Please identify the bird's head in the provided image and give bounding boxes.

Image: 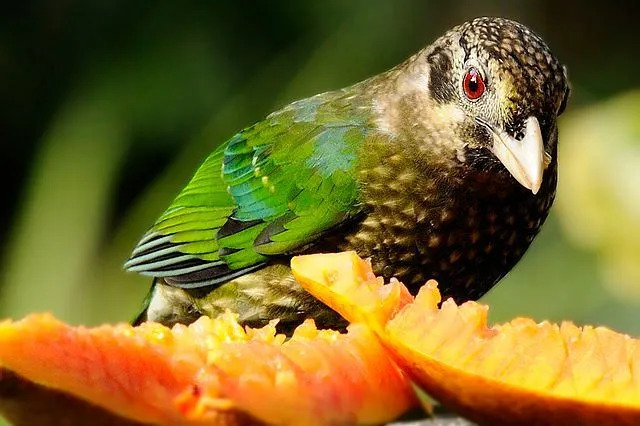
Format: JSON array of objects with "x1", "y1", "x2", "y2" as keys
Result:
[{"x1": 385, "y1": 17, "x2": 570, "y2": 194}]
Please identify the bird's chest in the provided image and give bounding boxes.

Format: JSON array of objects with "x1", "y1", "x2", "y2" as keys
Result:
[{"x1": 339, "y1": 162, "x2": 556, "y2": 302}]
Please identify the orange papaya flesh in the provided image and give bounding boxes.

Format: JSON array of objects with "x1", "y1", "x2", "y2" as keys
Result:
[
  {"x1": 0, "y1": 311, "x2": 416, "y2": 426},
  {"x1": 292, "y1": 251, "x2": 640, "y2": 426},
  {"x1": 291, "y1": 251, "x2": 413, "y2": 329}
]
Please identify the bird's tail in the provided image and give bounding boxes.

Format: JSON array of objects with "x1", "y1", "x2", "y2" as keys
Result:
[{"x1": 131, "y1": 279, "x2": 156, "y2": 326}]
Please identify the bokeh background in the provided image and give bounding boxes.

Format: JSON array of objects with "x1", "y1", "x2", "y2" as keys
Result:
[{"x1": 1, "y1": 1, "x2": 639, "y2": 336}]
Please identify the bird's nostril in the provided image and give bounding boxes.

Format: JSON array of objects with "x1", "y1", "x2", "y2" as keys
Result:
[{"x1": 505, "y1": 120, "x2": 526, "y2": 142}]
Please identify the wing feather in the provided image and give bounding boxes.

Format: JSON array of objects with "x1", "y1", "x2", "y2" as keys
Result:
[{"x1": 125, "y1": 89, "x2": 371, "y2": 288}]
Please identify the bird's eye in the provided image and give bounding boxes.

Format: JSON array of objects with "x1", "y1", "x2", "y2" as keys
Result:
[{"x1": 463, "y1": 67, "x2": 485, "y2": 100}]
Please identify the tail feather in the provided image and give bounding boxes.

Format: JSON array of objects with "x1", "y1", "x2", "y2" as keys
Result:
[{"x1": 131, "y1": 280, "x2": 155, "y2": 325}]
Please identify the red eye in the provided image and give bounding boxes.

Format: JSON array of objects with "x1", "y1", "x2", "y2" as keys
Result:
[{"x1": 463, "y1": 67, "x2": 485, "y2": 100}]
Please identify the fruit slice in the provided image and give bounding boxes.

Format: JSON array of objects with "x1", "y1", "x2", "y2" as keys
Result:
[
  {"x1": 291, "y1": 251, "x2": 413, "y2": 329},
  {"x1": 293, "y1": 252, "x2": 640, "y2": 425},
  {"x1": 0, "y1": 311, "x2": 416, "y2": 426}
]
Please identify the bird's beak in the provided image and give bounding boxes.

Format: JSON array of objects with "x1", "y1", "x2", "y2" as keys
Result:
[{"x1": 487, "y1": 116, "x2": 546, "y2": 195}]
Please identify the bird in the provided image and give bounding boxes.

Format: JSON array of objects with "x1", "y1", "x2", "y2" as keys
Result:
[{"x1": 125, "y1": 17, "x2": 570, "y2": 332}]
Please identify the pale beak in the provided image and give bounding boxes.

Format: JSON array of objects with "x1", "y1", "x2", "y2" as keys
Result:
[{"x1": 482, "y1": 116, "x2": 546, "y2": 195}]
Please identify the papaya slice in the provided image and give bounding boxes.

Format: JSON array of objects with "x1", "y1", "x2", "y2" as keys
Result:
[
  {"x1": 292, "y1": 251, "x2": 640, "y2": 426},
  {"x1": 291, "y1": 251, "x2": 412, "y2": 329},
  {"x1": 0, "y1": 311, "x2": 416, "y2": 426}
]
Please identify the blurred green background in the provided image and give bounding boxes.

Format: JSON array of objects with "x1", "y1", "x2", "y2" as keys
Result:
[{"x1": 1, "y1": 1, "x2": 639, "y2": 335}]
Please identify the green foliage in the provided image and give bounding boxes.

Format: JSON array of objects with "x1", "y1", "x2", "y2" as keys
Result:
[{"x1": 556, "y1": 92, "x2": 640, "y2": 306}]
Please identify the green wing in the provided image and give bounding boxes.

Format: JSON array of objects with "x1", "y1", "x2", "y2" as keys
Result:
[{"x1": 125, "y1": 89, "x2": 371, "y2": 288}]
